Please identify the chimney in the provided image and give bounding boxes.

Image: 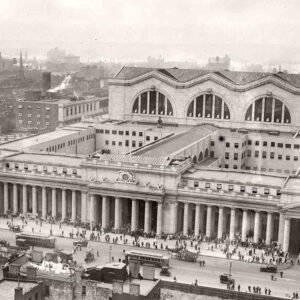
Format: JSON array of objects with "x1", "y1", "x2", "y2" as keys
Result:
[
  {"x1": 42, "y1": 72, "x2": 51, "y2": 95},
  {"x1": 15, "y1": 287, "x2": 23, "y2": 300}
]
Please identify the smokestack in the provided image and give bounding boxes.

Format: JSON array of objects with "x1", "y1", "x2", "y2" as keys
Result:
[{"x1": 42, "y1": 72, "x2": 51, "y2": 95}]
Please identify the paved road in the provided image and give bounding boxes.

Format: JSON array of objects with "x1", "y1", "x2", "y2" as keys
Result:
[{"x1": 1, "y1": 228, "x2": 299, "y2": 299}]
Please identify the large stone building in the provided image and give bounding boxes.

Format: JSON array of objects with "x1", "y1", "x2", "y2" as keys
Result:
[{"x1": 0, "y1": 66, "x2": 300, "y2": 254}]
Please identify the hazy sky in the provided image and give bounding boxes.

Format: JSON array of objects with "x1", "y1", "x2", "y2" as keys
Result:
[{"x1": 1, "y1": 0, "x2": 300, "y2": 64}]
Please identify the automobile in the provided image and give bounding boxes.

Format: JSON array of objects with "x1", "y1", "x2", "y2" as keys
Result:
[
  {"x1": 220, "y1": 274, "x2": 235, "y2": 285},
  {"x1": 73, "y1": 238, "x2": 88, "y2": 247},
  {"x1": 160, "y1": 266, "x2": 171, "y2": 277},
  {"x1": 10, "y1": 225, "x2": 22, "y2": 232},
  {"x1": 260, "y1": 265, "x2": 277, "y2": 273}
]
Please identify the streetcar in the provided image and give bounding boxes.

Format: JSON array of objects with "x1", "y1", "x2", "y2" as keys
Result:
[
  {"x1": 124, "y1": 250, "x2": 169, "y2": 267},
  {"x1": 16, "y1": 233, "x2": 56, "y2": 249}
]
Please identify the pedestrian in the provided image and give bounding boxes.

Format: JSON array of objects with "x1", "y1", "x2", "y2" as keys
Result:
[
  {"x1": 238, "y1": 284, "x2": 240, "y2": 292},
  {"x1": 32, "y1": 227, "x2": 34, "y2": 233},
  {"x1": 280, "y1": 271, "x2": 283, "y2": 278},
  {"x1": 199, "y1": 261, "x2": 202, "y2": 267},
  {"x1": 268, "y1": 289, "x2": 271, "y2": 296},
  {"x1": 173, "y1": 276, "x2": 177, "y2": 282},
  {"x1": 203, "y1": 260, "x2": 205, "y2": 266}
]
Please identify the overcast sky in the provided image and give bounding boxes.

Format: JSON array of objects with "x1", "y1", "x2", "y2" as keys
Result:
[{"x1": 1, "y1": 0, "x2": 300, "y2": 64}]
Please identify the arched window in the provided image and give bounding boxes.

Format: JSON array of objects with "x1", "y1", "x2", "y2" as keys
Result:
[
  {"x1": 187, "y1": 93, "x2": 230, "y2": 120},
  {"x1": 245, "y1": 97, "x2": 291, "y2": 124},
  {"x1": 132, "y1": 91, "x2": 173, "y2": 116}
]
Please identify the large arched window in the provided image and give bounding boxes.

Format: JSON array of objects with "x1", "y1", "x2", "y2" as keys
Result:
[
  {"x1": 245, "y1": 97, "x2": 291, "y2": 124},
  {"x1": 187, "y1": 93, "x2": 230, "y2": 120},
  {"x1": 132, "y1": 90, "x2": 173, "y2": 116}
]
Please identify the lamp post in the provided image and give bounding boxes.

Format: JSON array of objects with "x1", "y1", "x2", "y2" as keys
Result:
[{"x1": 109, "y1": 245, "x2": 112, "y2": 263}]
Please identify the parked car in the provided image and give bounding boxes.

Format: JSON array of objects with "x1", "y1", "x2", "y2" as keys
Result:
[
  {"x1": 73, "y1": 238, "x2": 88, "y2": 247},
  {"x1": 260, "y1": 265, "x2": 277, "y2": 273},
  {"x1": 160, "y1": 266, "x2": 171, "y2": 277}
]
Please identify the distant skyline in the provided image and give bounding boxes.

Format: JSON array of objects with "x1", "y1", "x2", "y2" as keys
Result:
[{"x1": 1, "y1": 0, "x2": 300, "y2": 67}]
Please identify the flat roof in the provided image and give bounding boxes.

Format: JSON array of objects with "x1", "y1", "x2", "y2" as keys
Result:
[
  {"x1": 8, "y1": 153, "x2": 83, "y2": 167},
  {"x1": 0, "y1": 128, "x2": 84, "y2": 151},
  {"x1": 104, "y1": 262, "x2": 126, "y2": 269},
  {"x1": 0, "y1": 280, "x2": 38, "y2": 300},
  {"x1": 137, "y1": 125, "x2": 216, "y2": 157}
]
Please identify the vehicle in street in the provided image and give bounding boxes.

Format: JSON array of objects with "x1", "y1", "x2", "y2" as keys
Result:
[
  {"x1": 85, "y1": 248, "x2": 95, "y2": 263},
  {"x1": 125, "y1": 250, "x2": 170, "y2": 267},
  {"x1": 260, "y1": 265, "x2": 277, "y2": 273},
  {"x1": 176, "y1": 248, "x2": 199, "y2": 262},
  {"x1": 160, "y1": 266, "x2": 171, "y2": 276},
  {"x1": 73, "y1": 238, "x2": 88, "y2": 247},
  {"x1": 9, "y1": 225, "x2": 22, "y2": 232},
  {"x1": 220, "y1": 273, "x2": 235, "y2": 285},
  {"x1": 16, "y1": 233, "x2": 56, "y2": 249}
]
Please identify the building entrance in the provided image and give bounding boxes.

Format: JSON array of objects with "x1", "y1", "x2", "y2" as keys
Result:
[{"x1": 289, "y1": 218, "x2": 300, "y2": 255}]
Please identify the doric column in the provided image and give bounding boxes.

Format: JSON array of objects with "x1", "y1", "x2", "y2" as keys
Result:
[
  {"x1": 229, "y1": 208, "x2": 236, "y2": 240},
  {"x1": 217, "y1": 206, "x2": 224, "y2": 239},
  {"x1": 283, "y1": 218, "x2": 291, "y2": 252},
  {"x1": 90, "y1": 194, "x2": 95, "y2": 224},
  {"x1": 115, "y1": 197, "x2": 121, "y2": 230},
  {"x1": 102, "y1": 196, "x2": 108, "y2": 228},
  {"x1": 42, "y1": 186, "x2": 47, "y2": 218},
  {"x1": 242, "y1": 210, "x2": 248, "y2": 242},
  {"x1": 194, "y1": 204, "x2": 200, "y2": 237},
  {"x1": 81, "y1": 191, "x2": 87, "y2": 223},
  {"x1": 13, "y1": 183, "x2": 18, "y2": 214},
  {"x1": 52, "y1": 188, "x2": 57, "y2": 218},
  {"x1": 144, "y1": 201, "x2": 151, "y2": 232},
  {"x1": 71, "y1": 190, "x2": 76, "y2": 223},
  {"x1": 266, "y1": 212, "x2": 273, "y2": 245},
  {"x1": 32, "y1": 185, "x2": 37, "y2": 216},
  {"x1": 131, "y1": 199, "x2": 137, "y2": 231},
  {"x1": 183, "y1": 202, "x2": 189, "y2": 236},
  {"x1": 171, "y1": 202, "x2": 178, "y2": 234},
  {"x1": 206, "y1": 205, "x2": 212, "y2": 238},
  {"x1": 157, "y1": 202, "x2": 162, "y2": 235},
  {"x1": 22, "y1": 184, "x2": 27, "y2": 214},
  {"x1": 253, "y1": 211, "x2": 260, "y2": 243},
  {"x1": 3, "y1": 182, "x2": 8, "y2": 213},
  {"x1": 278, "y1": 212, "x2": 285, "y2": 246},
  {"x1": 61, "y1": 189, "x2": 66, "y2": 220}
]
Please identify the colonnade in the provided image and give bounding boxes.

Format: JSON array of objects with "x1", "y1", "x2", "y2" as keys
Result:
[{"x1": 178, "y1": 202, "x2": 291, "y2": 252}]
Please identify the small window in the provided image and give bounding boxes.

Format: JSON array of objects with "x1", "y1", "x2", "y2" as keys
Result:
[
  {"x1": 247, "y1": 150, "x2": 251, "y2": 157},
  {"x1": 270, "y1": 152, "x2": 274, "y2": 159},
  {"x1": 228, "y1": 185, "x2": 234, "y2": 191},
  {"x1": 24, "y1": 164, "x2": 28, "y2": 170},
  {"x1": 132, "y1": 141, "x2": 136, "y2": 147},
  {"x1": 252, "y1": 187, "x2": 257, "y2": 194},
  {"x1": 225, "y1": 152, "x2": 229, "y2": 159},
  {"x1": 255, "y1": 141, "x2": 260, "y2": 146},
  {"x1": 217, "y1": 184, "x2": 222, "y2": 190},
  {"x1": 233, "y1": 165, "x2": 238, "y2": 169},
  {"x1": 62, "y1": 168, "x2": 67, "y2": 174},
  {"x1": 154, "y1": 136, "x2": 158, "y2": 141},
  {"x1": 119, "y1": 131, "x2": 124, "y2": 135},
  {"x1": 264, "y1": 188, "x2": 270, "y2": 195},
  {"x1": 271, "y1": 142, "x2": 275, "y2": 147},
  {"x1": 276, "y1": 189, "x2": 281, "y2": 196},
  {"x1": 139, "y1": 132, "x2": 143, "y2": 137},
  {"x1": 119, "y1": 141, "x2": 122, "y2": 146},
  {"x1": 43, "y1": 166, "x2": 47, "y2": 172},
  {"x1": 72, "y1": 169, "x2": 77, "y2": 175},
  {"x1": 112, "y1": 130, "x2": 117, "y2": 135},
  {"x1": 139, "y1": 142, "x2": 143, "y2": 147},
  {"x1": 104, "y1": 130, "x2": 110, "y2": 134},
  {"x1": 211, "y1": 141, "x2": 215, "y2": 147},
  {"x1": 240, "y1": 186, "x2": 245, "y2": 192},
  {"x1": 247, "y1": 140, "x2": 252, "y2": 145},
  {"x1": 294, "y1": 156, "x2": 298, "y2": 161},
  {"x1": 285, "y1": 144, "x2": 291, "y2": 149},
  {"x1": 82, "y1": 286, "x2": 86, "y2": 296},
  {"x1": 278, "y1": 143, "x2": 283, "y2": 148},
  {"x1": 112, "y1": 141, "x2": 116, "y2": 146},
  {"x1": 125, "y1": 140, "x2": 129, "y2": 147},
  {"x1": 224, "y1": 164, "x2": 229, "y2": 168},
  {"x1": 262, "y1": 151, "x2": 267, "y2": 158},
  {"x1": 146, "y1": 136, "x2": 150, "y2": 141},
  {"x1": 263, "y1": 141, "x2": 267, "y2": 146},
  {"x1": 15, "y1": 163, "x2": 19, "y2": 170},
  {"x1": 205, "y1": 182, "x2": 210, "y2": 188},
  {"x1": 294, "y1": 144, "x2": 300, "y2": 149},
  {"x1": 194, "y1": 181, "x2": 199, "y2": 188},
  {"x1": 234, "y1": 143, "x2": 239, "y2": 149},
  {"x1": 132, "y1": 131, "x2": 136, "y2": 136},
  {"x1": 125, "y1": 131, "x2": 129, "y2": 136},
  {"x1": 225, "y1": 142, "x2": 230, "y2": 148},
  {"x1": 255, "y1": 151, "x2": 259, "y2": 158},
  {"x1": 234, "y1": 153, "x2": 238, "y2": 160},
  {"x1": 286, "y1": 155, "x2": 290, "y2": 161},
  {"x1": 278, "y1": 154, "x2": 282, "y2": 160},
  {"x1": 105, "y1": 140, "x2": 109, "y2": 145}
]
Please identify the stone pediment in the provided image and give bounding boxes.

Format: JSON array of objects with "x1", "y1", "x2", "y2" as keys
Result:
[{"x1": 282, "y1": 201, "x2": 300, "y2": 211}]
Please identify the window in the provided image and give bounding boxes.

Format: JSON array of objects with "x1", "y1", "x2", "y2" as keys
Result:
[
  {"x1": 126, "y1": 131, "x2": 129, "y2": 136},
  {"x1": 119, "y1": 141, "x2": 122, "y2": 146},
  {"x1": 286, "y1": 155, "x2": 290, "y2": 160},
  {"x1": 225, "y1": 152, "x2": 229, "y2": 159},
  {"x1": 240, "y1": 186, "x2": 245, "y2": 192},
  {"x1": 255, "y1": 141, "x2": 260, "y2": 146},
  {"x1": 28, "y1": 113, "x2": 32, "y2": 117},
  {"x1": 252, "y1": 187, "x2": 257, "y2": 194},
  {"x1": 294, "y1": 156, "x2": 298, "y2": 161},
  {"x1": 225, "y1": 142, "x2": 230, "y2": 148},
  {"x1": 263, "y1": 141, "x2": 267, "y2": 146},
  {"x1": 285, "y1": 144, "x2": 291, "y2": 149},
  {"x1": 154, "y1": 136, "x2": 158, "y2": 141},
  {"x1": 62, "y1": 168, "x2": 67, "y2": 174},
  {"x1": 217, "y1": 184, "x2": 222, "y2": 190},
  {"x1": 146, "y1": 136, "x2": 150, "y2": 141},
  {"x1": 105, "y1": 140, "x2": 109, "y2": 145},
  {"x1": 234, "y1": 143, "x2": 239, "y2": 149},
  {"x1": 294, "y1": 144, "x2": 300, "y2": 149},
  {"x1": 262, "y1": 151, "x2": 267, "y2": 158},
  {"x1": 228, "y1": 185, "x2": 234, "y2": 191},
  {"x1": 139, "y1": 132, "x2": 143, "y2": 137},
  {"x1": 224, "y1": 164, "x2": 229, "y2": 168},
  {"x1": 271, "y1": 142, "x2": 275, "y2": 147},
  {"x1": 132, "y1": 131, "x2": 136, "y2": 136},
  {"x1": 112, "y1": 141, "x2": 116, "y2": 146},
  {"x1": 247, "y1": 140, "x2": 252, "y2": 145},
  {"x1": 270, "y1": 152, "x2": 274, "y2": 159},
  {"x1": 112, "y1": 130, "x2": 117, "y2": 135},
  {"x1": 194, "y1": 181, "x2": 199, "y2": 188},
  {"x1": 233, "y1": 165, "x2": 238, "y2": 169},
  {"x1": 276, "y1": 189, "x2": 281, "y2": 196},
  {"x1": 205, "y1": 182, "x2": 210, "y2": 188},
  {"x1": 139, "y1": 142, "x2": 143, "y2": 147},
  {"x1": 125, "y1": 140, "x2": 129, "y2": 147},
  {"x1": 278, "y1": 154, "x2": 282, "y2": 160},
  {"x1": 264, "y1": 188, "x2": 270, "y2": 195},
  {"x1": 119, "y1": 131, "x2": 124, "y2": 135},
  {"x1": 99, "y1": 129, "x2": 104, "y2": 133},
  {"x1": 255, "y1": 151, "x2": 259, "y2": 158},
  {"x1": 211, "y1": 141, "x2": 215, "y2": 147},
  {"x1": 104, "y1": 130, "x2": 110, "y2": 134},
  {"x1": 247, "y1": 150, "x2": 251, "y2": 157},
  {"x1": 234, "y1": 153, "x2": 238, "y2": 160},
  {"x1": 82, "y1": 286, "x2": 86, "y2": 296},
  {"x1": 132, "y1": 141, "x2": 136, "y2": 147},
  {"x1": 278, "y1": 143, "x2": 283, "y2": 148}
]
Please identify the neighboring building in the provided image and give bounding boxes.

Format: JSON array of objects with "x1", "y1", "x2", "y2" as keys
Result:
[
  {"x1": 0, "y1": 66, "x2": 300, "y2": 255},
  {"x1": 16, "y1": 96, "x2": 108, "y2": 133},
  {"x1": 205, "y1": 54, "x2": 230, "y2": 71}
]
